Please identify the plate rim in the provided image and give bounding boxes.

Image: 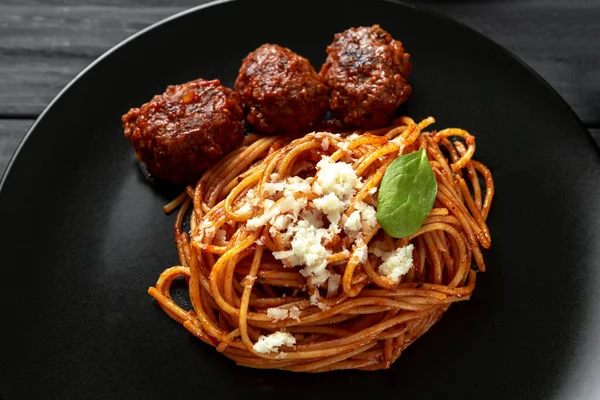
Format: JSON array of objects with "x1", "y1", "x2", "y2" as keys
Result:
[{"x1": 1, "y1": 1, "x2": 600, "y2": 396}]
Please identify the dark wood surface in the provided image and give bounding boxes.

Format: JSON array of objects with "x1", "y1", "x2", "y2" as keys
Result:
[{"x1": 1, "y1": 0, "x2": 599, "y2": 178}]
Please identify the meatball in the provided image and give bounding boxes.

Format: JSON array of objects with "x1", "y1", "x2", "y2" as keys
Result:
[
  {"x1": 235, "y1": 44, "x2": 329, "y2": 134},
  {"x1": 122, "y1": 78, "x2": 244, "y2": 183},
  {"x1": 320, "y1": 25, "x2": 412, "y2": 129}
]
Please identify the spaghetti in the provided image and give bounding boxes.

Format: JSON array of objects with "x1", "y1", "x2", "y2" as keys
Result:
[{"x1": 148, "y1": 116, "x2": 494, "y2": 372}]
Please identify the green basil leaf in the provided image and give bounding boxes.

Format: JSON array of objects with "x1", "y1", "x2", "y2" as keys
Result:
[{"x1": 376, "y1": 148, "x2": 437, "y2": 238}]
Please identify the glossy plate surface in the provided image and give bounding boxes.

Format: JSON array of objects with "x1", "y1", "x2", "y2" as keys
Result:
[{"x1": 1, "y1": 0, "x2": 599, "y2": 398}]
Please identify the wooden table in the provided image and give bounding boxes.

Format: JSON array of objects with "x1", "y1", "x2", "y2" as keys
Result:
[{"x1": 1, "y1": 0, "x2": 599, "y2": 178}]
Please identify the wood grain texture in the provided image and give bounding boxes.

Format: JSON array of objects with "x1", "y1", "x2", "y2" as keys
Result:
[
  {"x1": 431, "y1": 0, "x2": 600, "y2": 126},
  {"x1": 0, "y1": 5, "x2": 183, "y2": 116},
  {"x1": 0, "y1": 0, "x2": 599, "y2": 125},
  {"x1": 0, "y1": 119, "x2": 33, "y2": 177}
]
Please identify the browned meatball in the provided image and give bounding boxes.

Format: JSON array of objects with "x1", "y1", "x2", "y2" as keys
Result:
[
  {"x1": 320, "y1": 25, "x2": 412, "y2": 129},
  {"x1": 122, "y1": 79, "x2": 244, "y2": 183},
  {"x1": 235, "y1": 44, "x2": 329, "y2": 134}
]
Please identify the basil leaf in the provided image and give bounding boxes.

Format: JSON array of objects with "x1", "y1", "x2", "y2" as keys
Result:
[{"x1": 376, "y1": 148, "x2": 437, "y2": 238}]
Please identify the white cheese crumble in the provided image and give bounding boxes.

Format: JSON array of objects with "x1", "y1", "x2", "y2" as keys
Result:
[
  {"x1": 327, "y1": 274, "x2": 341, "y2": 298},
  {"x1": 313, "y1": 193, "x2": 345, "y2": 225},
  {"x1": 352, "y1": 237, "x2": 368, "y2": 264},
  {"x1": 204, "y1": 227, "x2": 216, "y2": 241},
  {"x1": 343, "y1": 201, "x2": 377, "y2": 236},
  {"x1": 273, "y1": 220, "x2": 330, "y2": 273},
  {"x1": 314, "y1": 157, "x2": 359, "y2": 200},
  {"x1": 283, "y1": 176, "x2": 312, "y2": 197},
  {"x1": 247, "y1": 177, "x2": 309, "y2": 232},
  {"x1": 263, "y1": 181, "x2": 285, "y2": 196},
  {"x1": 242, "y1": 147, "x2": 373, "y2": 287},
  {"x1": 344, "y1": 210, "x2": 362, "y2": 233},
  {"x1": 288, "y1": 306, "x2": 301, "y2": 321},
  {"x1": 310, "y1": 292, "x2": 330, "y2": 311},
  {"x1": 237, "y1": 203, "x2": 252, "y2": 214},
  {"x1": 199, "y1": 219, "x2": 212, "y2": 230},
  {"x1": 355, "y1": 201, "x2": 378, "y2": 229},
  {"x1": 266, "y1": 307, "x2": 290, "y2": 321},
  {"x1": 246, "y1": 199, "x2": 275, "y2": 230},
  {"x1": 337, "y1": 141, "x2": 350, "y2": 153},
  {"x1": 266, "y1": 306, "x2": 301, "y2": 322},
  {"x1": 377, "y1": 244, "x2": 415, "y2": 283},
  {"x1": 369, "y1": 240, "x2": 387, "y2": 258},
  {"x1": 278, "y1": 196, "x2": 307, "y2": 216},
  {"x1": 253, "y1": 331, "x2": 296, "y2": 354},
  {"x1": 237, "y1": 188, "x2": 258, "y2": 215},
  {"x1": 300, "y1": 209, "x2": 324, "y2": 228}
]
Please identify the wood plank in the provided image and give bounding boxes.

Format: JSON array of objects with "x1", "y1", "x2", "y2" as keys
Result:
[
  {"x1": 2, "y1": 0, "x2": 596, "y2": 6},
  {"x1": 0, "y1": 6, "x2": 183, "y2": 116},
  {"x1": 431, "y1": 1, "x2": 600, "y2": 126},
  {"x1": 0, "y1": 1, "x2": 599, "y2": 125},
  {"x1": 0, "y1": 119, "x2": 33, "y2": 177},
  {"x1": 0, "y1": 0, "x2": 197, "y2": 5},
  {"x1": 0, "y1": 5, "x2": 184, "y2": 53}
]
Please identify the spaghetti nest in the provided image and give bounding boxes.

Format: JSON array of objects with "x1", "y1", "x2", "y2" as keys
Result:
[{"x1": 148, "y1": 116, "x2": 494, "y2": 372}]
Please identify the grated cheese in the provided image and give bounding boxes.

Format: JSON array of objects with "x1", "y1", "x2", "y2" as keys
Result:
[
  {"x1": 352, "y1": 237, "x2": 369, "y2": 264},
  {"x1": 243, "y1": 149, "x2": 377, "y2": 288},
  {"x1": 283, "y1": 176, "x2": 312, "y2": 197},
  {"x1": 369, "y1": 240, "x2": 386, "y2": 258},
  {"x1": 377, "y1": 244, "x2": 415, "y2": 283},
  {"x1": 313, "y1": 193, "x2": 345, "y2": 225},
  {"x1": 314, "y1": 157, "x2": 359, "y2": 200},
  {"x1": 265, "y1": 306, "x2": 301, "y2": 322},
  {"x1": 327, "y1": 274, "x2": 341, "y2": 298},
  {"x1": 288, "y1": 306, "x2": 301, "y2": 321},
  {"x1": 263, "y1": 181, "x2": 285, "y2": 196},
  {"x1": 273, "y1": 220, "x2": 332, "y2": 285},
  {"x1": 337, "y1": 141, "x2": 350, "y2": 153},
  {"x1": 355, "y1": 201, "x2": 378, "y2": 229},
  {"x1": 344, "y1": 210, "x2": 362, "y2": 233},
  {"x1": 246, "y1": 199, "x2": 275, "y2": 230},
  {"x1": 300, "y1": 209, "x2": 324, "y2": 228},
  {"x1": 204, "y1": 227, "x2": 216, "y2": 241},
  {"x1": 267, "y1": 307, "x2": 290, "y2": 321},
  {"x1": 253, "y1": 331, "x2": 296, "y2": 354},
  {"x1": 237, "y1": 202, "x2": 252, "y2": 215},
  {"x1": 278, "y1": 196, "x2": 307, "y2": 217},
  {"x1": 310, "y1": 292, "x2": 330, "y2": 311}
]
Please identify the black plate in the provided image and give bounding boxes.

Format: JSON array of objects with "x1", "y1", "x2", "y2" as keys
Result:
[{"x1": 2, "y1": 0, "x2": 600, "y2": 399}]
